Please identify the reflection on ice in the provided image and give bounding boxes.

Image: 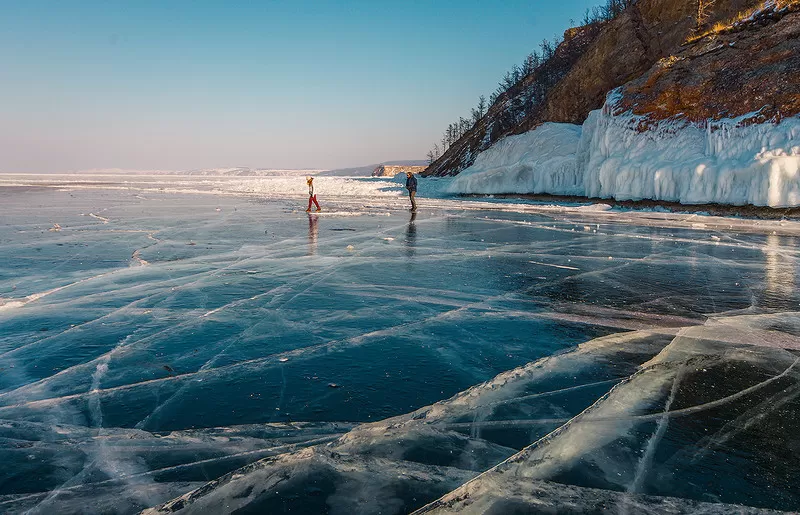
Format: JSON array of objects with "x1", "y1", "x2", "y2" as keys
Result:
[
  {"x1": 763, "y1": 233, "x2": 797, "y2": 307},
  {"x1": 405, "y1": 211, "x2": 417, "y2": 257},
  {"x1": 2, "y1": 185, "x2": 800, "y2": 513},
  {"x1": 307, "y1": 213, "x2": 319, "y2": 256}
]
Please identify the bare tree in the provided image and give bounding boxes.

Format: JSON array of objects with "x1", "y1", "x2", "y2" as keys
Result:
[
  {"x1": 607, "y1": 0, "x2": 626, "y2": 18},
  {"x1": 696, "y1": 0, "x2": 716, "y2": 27}
]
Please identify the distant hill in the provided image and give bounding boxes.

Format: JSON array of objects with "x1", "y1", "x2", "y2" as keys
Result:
[
  {"x1": 320, "y1": 160, "x2": 428, "y2": 177},
  {"x1": 71, "y1": 163, "x2": 429, "y2": 177},
  {"x1": 73, "y1": 168, "x2": 325, "y2": 176},
  {"x1": 371, "y1": 165, "x2": 427, "y2": 177}
]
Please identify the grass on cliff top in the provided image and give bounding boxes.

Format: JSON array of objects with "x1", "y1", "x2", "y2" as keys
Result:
[{"x1": 686, "y1": 0, "x2": 799, "y2": 44}]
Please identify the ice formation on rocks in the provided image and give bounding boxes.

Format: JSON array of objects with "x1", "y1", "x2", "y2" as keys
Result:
[{"x1": 449, "y1": 92, "x2": 800, "y2": 207}]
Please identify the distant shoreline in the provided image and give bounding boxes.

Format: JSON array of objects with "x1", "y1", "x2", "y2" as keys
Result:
[{"x1": 469, "y1": 193, "x2": 800, "y2": 220}]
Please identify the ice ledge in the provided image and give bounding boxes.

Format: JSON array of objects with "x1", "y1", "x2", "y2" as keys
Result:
[{"x1": 449, "y1": 94, "x2": 800, "y2": 208}]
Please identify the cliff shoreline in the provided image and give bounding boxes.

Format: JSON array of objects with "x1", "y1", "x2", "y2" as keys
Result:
[
  {"x1": 424, "y1": 0, "x2": 800, "y2": 207},
  {"x1": 466, "y1": 193, "x2": 800, "y2": 220}
]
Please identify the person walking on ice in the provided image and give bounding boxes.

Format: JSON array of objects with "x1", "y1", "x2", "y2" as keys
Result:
[
  {"x1": 405, "y1": 170, "x2": 417, "y2": 212},
  {"x1": 306, "y1": 176, "x2": 321, "y2": 212}
]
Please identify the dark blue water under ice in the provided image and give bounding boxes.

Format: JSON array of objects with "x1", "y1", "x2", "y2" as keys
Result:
[{"x1": 1, "y1": 186, "x2": 799, "y2": 514}]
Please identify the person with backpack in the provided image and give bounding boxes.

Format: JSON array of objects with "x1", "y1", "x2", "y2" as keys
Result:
[{"x1": 405, "y1": 171, "x2": 417, "y2": 212}]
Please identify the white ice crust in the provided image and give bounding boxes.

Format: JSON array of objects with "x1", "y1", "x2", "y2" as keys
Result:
[
  {"x1": 444, "y1": 124, "x2": 584, "y2": 196},
  {"x1": 449, "y1": 94, "x2": 800, "y2": 207}
]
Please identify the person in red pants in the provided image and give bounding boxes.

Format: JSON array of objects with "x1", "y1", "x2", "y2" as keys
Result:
[{"x1": 306, "y1": 177, "x2": 321, "y2": 212}]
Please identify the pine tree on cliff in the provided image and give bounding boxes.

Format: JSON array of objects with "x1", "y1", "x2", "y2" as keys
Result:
[{"x1": 477, "y1": 95, "x2": 487, "y2": 117}]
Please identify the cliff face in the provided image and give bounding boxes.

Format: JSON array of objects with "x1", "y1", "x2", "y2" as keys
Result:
[
  {"x1": 441, "y1": 2, "x2": 800, "y2": 207},
  {"x1": 536, "y1": 0, "x2": 760, "y2": 126},
  {"x1": 617, "y1": 4, "x2": 800, "y2": 123},
  {"x1": 371, "y1": 165, "x2": 427, "y2": 177},
  {"x1": 424, "y1": 0, "x2": 775, "y2": 177}
]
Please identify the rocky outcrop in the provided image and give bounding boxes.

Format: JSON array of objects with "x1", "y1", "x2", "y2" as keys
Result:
[
  {"x1": 617, "y1": 4, "x2": 800, "y2": 124},
  {"x1": 442, "y1": 3, "x2": 800, "y2": 207},
  {"x1": 535, "y1": 0, "x2": 760, "y2": 126},
  {"x1": 371, "y1": 165, "x2": 426, "y2": 177},
  {"x1": 423, "y1": 0, "x2": 772, "y2": 177}
]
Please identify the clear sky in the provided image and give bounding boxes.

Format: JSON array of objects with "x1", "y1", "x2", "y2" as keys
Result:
[{"x1": 0, "y1": 0, "x2": 600, "y2": 172}]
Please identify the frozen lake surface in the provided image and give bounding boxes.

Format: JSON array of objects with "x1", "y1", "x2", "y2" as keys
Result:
[{"x1": 1, "y1": 176, "x2": 799, "y2": 514}]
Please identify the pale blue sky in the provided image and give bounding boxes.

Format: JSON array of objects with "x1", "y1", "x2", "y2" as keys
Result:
[{"x1": 0, "y1": 1, "x2": 599, "y2": 172}]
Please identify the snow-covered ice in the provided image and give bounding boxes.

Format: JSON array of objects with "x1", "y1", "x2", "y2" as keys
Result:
[{"x1": 1, "y1": 176, "x2": 800, "y2": 513}]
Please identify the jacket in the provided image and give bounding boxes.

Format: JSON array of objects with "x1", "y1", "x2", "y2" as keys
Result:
[{"x1": 406, "y1": 175, "x2": 417, "y2": 192}]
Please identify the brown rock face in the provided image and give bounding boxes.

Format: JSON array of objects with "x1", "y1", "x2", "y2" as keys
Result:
[
  {"x1": 423, "y1": 0, "x2": 770, "y2": 177},
  {"x1": 371, "y1": 165, "x2": 427, "y2": 177},
  {"x1": 537, "y1": 0, "x2": 760, "y2": 126},
  {"x1": 617, "y1": 7, "x2": 800, "y2": 124}
]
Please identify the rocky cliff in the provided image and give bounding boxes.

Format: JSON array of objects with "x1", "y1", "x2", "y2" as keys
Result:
[
  {"x1": 424, "y1": 0, "x2": 797, "y2": 178},
  {"x1": 617, "y1": 2, "x2": 800, "y2": 123},
  {"x1": 371, "y1": 165, "x2": 427, "y2": 177}
]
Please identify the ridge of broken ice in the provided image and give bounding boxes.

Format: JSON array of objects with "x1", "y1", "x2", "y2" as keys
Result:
[{"x1": 142, "y1": 312, "x2": 800, "y2": 514}]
